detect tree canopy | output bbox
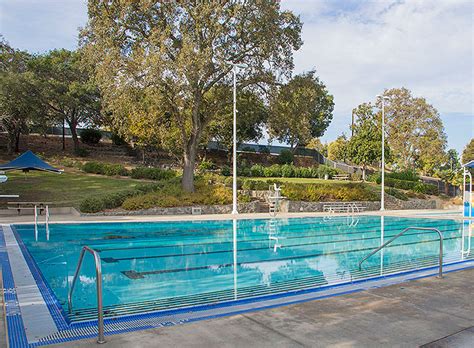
[347,103,389,180]
[82,0,302,191]
[380,87,447,175]
[462,139,474,164]
[267,71,334,149]
[327,135,348,162]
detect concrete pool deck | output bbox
[48,268,474,348]
[0,208,468,225]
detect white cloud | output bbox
[281,0,474,150]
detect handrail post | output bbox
[359,227,443,279]
[68,246,106,344]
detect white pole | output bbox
[46,205,50,241]
[34,205,38,241]
[381,98,385,211]
[232,65,238,215]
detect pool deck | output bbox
[0,208,468,225]
[51,268,474,348]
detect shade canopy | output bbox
[0,150,62,173]
[463,160,474,169]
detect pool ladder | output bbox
[68,246,105,344]
[358,227,444,279]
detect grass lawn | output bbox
[0,170,148,208]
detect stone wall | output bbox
[280,200,381,213]
[82,201,260,216]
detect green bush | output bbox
[281,164,295,177]
[130,167,176,180]
[315,164,339,179]
[376,176,439,195]
[387,170,419,182]
[221,165,231,176]
[80,128,102,145]
[79,183,163,213]
[121,180,235,210]
[242,179,283,191]
[250,164,264,177]
[263,164,282,177]
[82,161,129,176]
[278,149,294,164]
[385,187,408,201]
[282,183,378,202]
[198,159,215,171]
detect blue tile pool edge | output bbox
[4,223,474,347]
[0,225,29,347]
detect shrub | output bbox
[110,133,127,146]
[278,149,294,164]
[315,164,338,179]
[282,183,378,202]
[351,172,362,181]
[121,179,235,210]
[221,165,231,176]
[263,164,282,177]
[198,159,215,171]
[375,176,439,195]
[130,167,176,180]
[80,128,102,145]
[250,164,264,177]
[385,187,408,201]
[79,183,163,213]
[74,148,89,157]
[281,164,296,177]
[82,161,129,176]
[387,170,419,182]
[242,179,283,191]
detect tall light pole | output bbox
[228,62,247,215]
[377,95,389,211]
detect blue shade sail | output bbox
[0,150,62,173]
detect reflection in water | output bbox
[380,215,385,276]
[462,220,472,258]
[233,218,237,299]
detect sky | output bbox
[1,0,473,155]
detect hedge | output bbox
[82,161,129,176]
[79,183,162,213]
[282,183,379,202]
[130,167,177,180]
[80,128,102,145]
[376,176,438,195]
[237,164,341,179]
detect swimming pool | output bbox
[13,216,474,323]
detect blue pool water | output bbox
[13,216,473,321]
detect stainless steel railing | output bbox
[68,246,105,344]
[358,227,444,279]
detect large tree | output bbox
[0,39,44,153]
[462,139,474,164]
[30,49,100,151]
[327,135,349,162]
[267,71,334,150]
[207,87,268,152]
[380,88,447,175]
[347,103,389,180]
[82,1,302,191]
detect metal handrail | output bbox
[68,246,105,344]
[358,227,444,279]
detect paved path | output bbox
[53,268,474,348]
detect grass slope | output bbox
[0,170,146,208]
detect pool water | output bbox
[14,216,473,321]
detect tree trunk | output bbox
[362,166,366,181]
[182,137,198,192]
[6,131,16,155]
[67,117,80,151]
[15,131,21,153]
